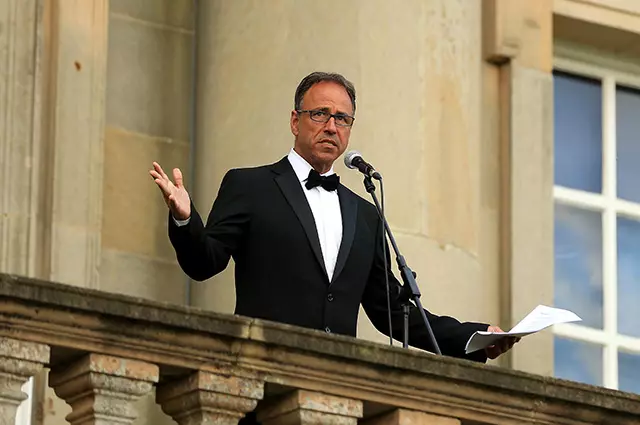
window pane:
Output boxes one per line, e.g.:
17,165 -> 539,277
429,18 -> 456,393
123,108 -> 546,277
554,336 -> 603,386
554,71 -> 602,193
619,351 -> 640,394
554,203 -> 603,328
617,216 -> 640,338
617,85 -> 640,203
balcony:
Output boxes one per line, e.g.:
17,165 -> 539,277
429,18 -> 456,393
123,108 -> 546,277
1,272 -> 639,425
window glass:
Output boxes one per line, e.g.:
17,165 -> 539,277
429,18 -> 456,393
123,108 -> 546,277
555,203 -> 603,329
617,215 -> 640,338
554,71 -> 603,193
616,85 -> 640,203
619,351 -> 640,393
554,336 -> 603,386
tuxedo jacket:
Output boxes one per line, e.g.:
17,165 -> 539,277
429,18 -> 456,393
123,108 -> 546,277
169,157 -> 488,362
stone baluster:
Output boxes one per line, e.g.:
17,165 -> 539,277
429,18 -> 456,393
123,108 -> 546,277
156,370 -> 265,425
256,389 -> 363,425
0,337 -> 50,425
48,353 -> 158,425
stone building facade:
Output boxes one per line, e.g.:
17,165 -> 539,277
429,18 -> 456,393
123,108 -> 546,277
2,0 -> 639,423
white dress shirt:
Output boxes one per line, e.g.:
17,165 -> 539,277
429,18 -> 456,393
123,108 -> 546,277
287,148 -> 343,281
173,149 -> 343,280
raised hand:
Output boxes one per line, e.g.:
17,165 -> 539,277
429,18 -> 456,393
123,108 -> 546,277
149,162 -> 191,220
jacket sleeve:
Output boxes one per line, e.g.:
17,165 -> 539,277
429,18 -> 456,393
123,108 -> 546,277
361,215 -> 489,363
168,169 -> 251,281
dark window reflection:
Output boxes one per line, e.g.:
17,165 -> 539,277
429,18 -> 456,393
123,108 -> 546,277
619,351 -> 640,394
617,85 -> 640,203
617,216 -> 640,338
554,71 -> 602,193
554,336 -> 603,386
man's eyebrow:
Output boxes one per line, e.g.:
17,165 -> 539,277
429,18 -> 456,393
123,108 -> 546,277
310,106 -> 352,116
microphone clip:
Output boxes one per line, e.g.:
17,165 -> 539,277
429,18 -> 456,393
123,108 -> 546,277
344,151 -> 382,180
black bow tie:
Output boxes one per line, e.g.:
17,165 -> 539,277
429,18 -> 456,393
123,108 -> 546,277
305,169 -> 340,191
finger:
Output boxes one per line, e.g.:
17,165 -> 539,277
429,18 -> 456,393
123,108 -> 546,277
153,162 -> 170,181
149,170 -> 163,181
173,168 -> 184,188
486,347 -> 499,360
500,338 -> 510,353
154,178 -> 171,196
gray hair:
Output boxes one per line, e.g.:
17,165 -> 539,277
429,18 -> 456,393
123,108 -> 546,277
294,72 -> 356,114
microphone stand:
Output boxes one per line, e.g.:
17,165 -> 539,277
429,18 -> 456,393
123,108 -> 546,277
363,176 -> 442,355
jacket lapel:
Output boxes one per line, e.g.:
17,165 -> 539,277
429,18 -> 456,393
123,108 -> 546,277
272,158 -> 329,280
331,185 -> 357,284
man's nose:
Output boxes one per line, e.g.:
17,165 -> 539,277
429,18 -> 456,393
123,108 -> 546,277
324,116 -> 337,133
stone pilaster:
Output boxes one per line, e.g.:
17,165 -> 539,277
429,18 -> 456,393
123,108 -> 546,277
49,354 -> 158,425
46,0 -> 109,288
482,0 -> 554,375
0,0 -> 42,276
0,337 -> 50,425
156,370 -> 264,425
256,390 -> 363,425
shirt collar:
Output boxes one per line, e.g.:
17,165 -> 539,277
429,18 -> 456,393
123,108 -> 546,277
287,148 -> 335,183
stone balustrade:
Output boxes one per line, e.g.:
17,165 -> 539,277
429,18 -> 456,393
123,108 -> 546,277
0,273 -> 639,425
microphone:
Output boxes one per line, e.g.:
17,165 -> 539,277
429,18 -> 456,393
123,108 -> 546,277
344,150 -> 382,180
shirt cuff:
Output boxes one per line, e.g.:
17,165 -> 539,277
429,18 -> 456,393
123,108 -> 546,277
172,215 -> 191,227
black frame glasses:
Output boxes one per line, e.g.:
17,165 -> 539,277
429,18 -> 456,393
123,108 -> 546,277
296,109 -> 355,127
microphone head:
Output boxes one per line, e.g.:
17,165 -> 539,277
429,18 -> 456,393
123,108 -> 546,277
344,150 -> 362,169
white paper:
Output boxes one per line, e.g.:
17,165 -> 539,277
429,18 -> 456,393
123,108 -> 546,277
465,305 -> 582,354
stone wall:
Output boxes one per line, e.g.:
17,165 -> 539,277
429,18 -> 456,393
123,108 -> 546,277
101,0 -> 194,304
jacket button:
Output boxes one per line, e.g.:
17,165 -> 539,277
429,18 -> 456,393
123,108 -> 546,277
325,326 -> 331,333
327,293 -> 334,302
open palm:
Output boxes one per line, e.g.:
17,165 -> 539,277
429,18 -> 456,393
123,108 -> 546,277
150,162 -> 191,220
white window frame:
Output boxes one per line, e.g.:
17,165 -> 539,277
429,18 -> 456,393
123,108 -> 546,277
554,43 -> 640,390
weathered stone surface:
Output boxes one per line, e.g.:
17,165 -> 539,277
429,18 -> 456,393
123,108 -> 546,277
1,273 -> 639,424
110,0 -> 195,32
47,0 -> 109,289
49,354 -> 158,425
0,337 -> 50,425
483,0 -> 553,70
257,390 -> 363,425
0,0 -> 41,278
157,371 -> 264,425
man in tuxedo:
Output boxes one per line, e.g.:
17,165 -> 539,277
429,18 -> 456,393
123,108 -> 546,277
150,71 -> 517,361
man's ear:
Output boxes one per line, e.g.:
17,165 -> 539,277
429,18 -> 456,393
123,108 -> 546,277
290,110 -> 299,136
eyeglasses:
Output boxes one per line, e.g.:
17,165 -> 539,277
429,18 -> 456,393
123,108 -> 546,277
297,109 -> 355,127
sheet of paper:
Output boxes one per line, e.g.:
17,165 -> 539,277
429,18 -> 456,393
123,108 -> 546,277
464,305 -> 581,354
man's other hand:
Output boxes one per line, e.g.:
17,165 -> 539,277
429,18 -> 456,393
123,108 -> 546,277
149,162 -> 191,220
484,325 -> 520,359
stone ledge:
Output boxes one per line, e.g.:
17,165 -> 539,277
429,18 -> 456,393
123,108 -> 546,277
1,273 -> 639,424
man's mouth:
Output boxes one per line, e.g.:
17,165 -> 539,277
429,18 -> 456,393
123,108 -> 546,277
318,139 -> 337,147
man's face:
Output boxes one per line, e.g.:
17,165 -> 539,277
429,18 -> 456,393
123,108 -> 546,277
290,81 -> 354,173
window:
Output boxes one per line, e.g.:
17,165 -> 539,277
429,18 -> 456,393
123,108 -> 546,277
553,56 -> 640,393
